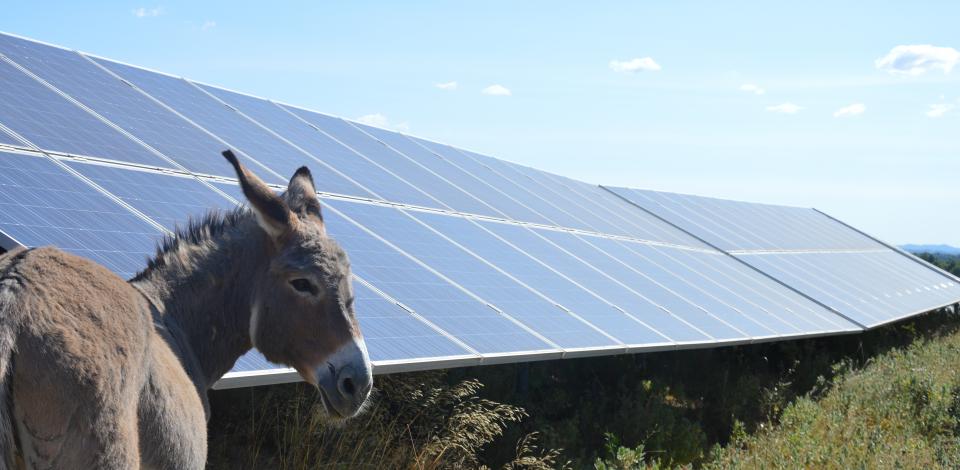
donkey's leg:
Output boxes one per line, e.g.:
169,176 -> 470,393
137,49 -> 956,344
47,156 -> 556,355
138,333 -> 207,470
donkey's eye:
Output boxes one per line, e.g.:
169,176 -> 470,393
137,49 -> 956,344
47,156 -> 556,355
289,278 -> 318,295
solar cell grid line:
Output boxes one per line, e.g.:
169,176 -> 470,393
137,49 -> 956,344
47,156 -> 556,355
0,33 -> 266,182
0,125 -> 22,146
409,210 -> 676,348
195,84 -> 439,208
0,150 -> 163,279
322,199 -> 626,352
90,57 -> 377,200
534,171 -> 703,247
625,188 -> 750,250
868,251 -> 958,292
404,136 -> 560,226
814,207 -> 960,283
61,161 -> 239,232
531,228 -> 769,339
575,234 -> 804,336
275,105 -> 454,211
407,138 -> 560,227
675,195 -> 785,250
603,187 -> 732,248
281,109 -> 498,217
472,220 -> 722,343
775,252 -> 917,313
318,202 -> 559,356
0,57 -> 171,167
737,254 -> 884,326
453,148 -> 602,232
349,123 -> 535,221
655,246 -> 857,332
487,159 -> 634,237
842,252 -> 956,305
655,192 -> 764,250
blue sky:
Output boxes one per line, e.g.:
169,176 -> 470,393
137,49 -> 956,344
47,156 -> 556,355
4,1 -> 959,245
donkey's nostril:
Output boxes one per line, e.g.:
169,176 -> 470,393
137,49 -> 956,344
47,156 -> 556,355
342,377 -> 355,396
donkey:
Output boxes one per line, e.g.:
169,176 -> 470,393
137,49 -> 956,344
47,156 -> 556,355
0,150 -> 372,469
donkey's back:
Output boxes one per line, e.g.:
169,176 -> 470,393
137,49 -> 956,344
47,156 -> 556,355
0,246 -> 157,469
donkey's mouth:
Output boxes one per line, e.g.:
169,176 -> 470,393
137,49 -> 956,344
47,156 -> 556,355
315,386 -> 344,420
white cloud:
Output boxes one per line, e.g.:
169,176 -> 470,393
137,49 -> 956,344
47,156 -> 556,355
201,20 -> 217,31
766,103 -> 803,114
355,113 -> 410,131
435,81 -> 458,90
926,103 -> 954,118
739,83 -> 765,95
875,44 -> 960,76
132,6 -> 163,18
833,103 -> 866,118
609,57 -> 661,73
481,84 -> 511,96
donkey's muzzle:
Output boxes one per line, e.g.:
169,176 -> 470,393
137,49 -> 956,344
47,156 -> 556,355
315,339 -> 372,418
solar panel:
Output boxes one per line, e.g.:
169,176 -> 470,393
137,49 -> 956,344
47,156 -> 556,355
91,58 -> 376,199
61,161 -> 236,231
0,58 -> 169,166
194,85 -> 439,208
282,109 -> 500,217
409,211 -> 673,348
0,34 -> 261,180
319,201 -> 558,356
606,187 -> 960,327
323,199 -> 623,351
0,150 -> 161,278
1,32 -> 956,389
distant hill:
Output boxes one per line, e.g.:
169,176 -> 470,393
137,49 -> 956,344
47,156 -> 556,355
901,244 -> 960,255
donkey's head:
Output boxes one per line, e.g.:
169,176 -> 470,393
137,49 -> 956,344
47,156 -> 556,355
223,150 -> 372,420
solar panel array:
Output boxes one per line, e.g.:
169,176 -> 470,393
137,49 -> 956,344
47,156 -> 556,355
1,32 -> 956,388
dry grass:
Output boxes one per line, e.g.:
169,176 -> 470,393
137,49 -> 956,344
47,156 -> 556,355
207,371 -> 566,469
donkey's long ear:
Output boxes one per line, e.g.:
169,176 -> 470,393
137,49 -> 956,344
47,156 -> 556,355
285,166 -> 325,234
223,149 -> 294,239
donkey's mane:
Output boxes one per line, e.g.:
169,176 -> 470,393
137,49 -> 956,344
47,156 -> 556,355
132,206 -> 250,281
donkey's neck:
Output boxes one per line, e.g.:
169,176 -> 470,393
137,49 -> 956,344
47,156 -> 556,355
131,212 -> 264,391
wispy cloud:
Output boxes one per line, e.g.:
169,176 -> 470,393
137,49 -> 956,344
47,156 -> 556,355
739,83 -> 765,95
434,81 -> 458,90
875,44 -> 960,76
740,83 -> 767,95
355,113 -> 410,131
926,103 -> 954,118
132,6 -> 163,18
200,20 -> 217,31
609,57 -> 661,73
481,84 -> 511,96
833,103 -> 865,118
766,103 -> 803,114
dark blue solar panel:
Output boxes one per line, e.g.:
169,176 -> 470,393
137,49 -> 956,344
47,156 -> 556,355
411,211 -> 672,347
454,149 -> 597,231
353,125 -> 551,222
0,34 -> 257,180
63,162 -> 236,231
93,59 -> 376,199
0,128 -> 19,146
282,109 -> 497,216
644,246 -> 857,332
350,280 -> 476,361
324,200 -> 620,350
195,85 -> 439,207
319,201 -> 555,354
530,229 -> 755,340
476,221 -> 716,342
409,139 -> 556,226
0,150 -> 161,278
0,58 -> 169,166
573,235 -> 803,336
